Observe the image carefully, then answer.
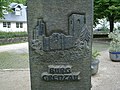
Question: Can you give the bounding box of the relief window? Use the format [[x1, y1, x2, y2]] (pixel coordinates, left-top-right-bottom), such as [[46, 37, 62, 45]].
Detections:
[[77, 19, 80, 24]]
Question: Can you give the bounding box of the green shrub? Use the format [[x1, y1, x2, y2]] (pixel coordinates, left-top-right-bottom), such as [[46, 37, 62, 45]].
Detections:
[[0, 31, 28, 39], [108, 29, 120, 52], [92, 50, 100, 60]]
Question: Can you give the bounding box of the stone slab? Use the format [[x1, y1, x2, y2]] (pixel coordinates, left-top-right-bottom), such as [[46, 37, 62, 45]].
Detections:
[[27, 0, 93, 90]]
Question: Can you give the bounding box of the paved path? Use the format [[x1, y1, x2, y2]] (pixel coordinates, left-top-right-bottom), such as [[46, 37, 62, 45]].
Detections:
[[0, 42, 28, 53], [0, 43, 120, 90], [92, 50, 120, 90], [0, 69, 31, 90]]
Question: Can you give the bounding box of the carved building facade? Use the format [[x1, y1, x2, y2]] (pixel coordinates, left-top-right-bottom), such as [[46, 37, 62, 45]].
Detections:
[[32, 14, 90, 51]]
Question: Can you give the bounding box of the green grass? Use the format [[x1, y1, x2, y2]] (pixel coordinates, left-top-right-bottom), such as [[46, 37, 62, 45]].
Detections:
[[0, 41, 110, 69], [0, 51, 29, 69], [92, 42, 110, 52], [0, 42, 26, 46]]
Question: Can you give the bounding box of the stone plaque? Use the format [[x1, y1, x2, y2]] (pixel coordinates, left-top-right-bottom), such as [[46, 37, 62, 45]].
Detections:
[[27, 0, 93, 90]]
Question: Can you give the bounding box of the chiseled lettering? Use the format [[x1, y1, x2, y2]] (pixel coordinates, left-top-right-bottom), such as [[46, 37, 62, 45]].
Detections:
[[48, 75, 53, 81], [42, 65, 80, 81], [42, 75, 48, 81], [49, 68, 54, 74], [68, 75, 73, 80], [48, 65, 72, 74], [66, 68, 71, 73], [64, 75, 69, 80], [58, 75, 63, 81], [74, 75, 79, 80], [60, 68, 64, 74], [42, 74, 80, 81], [53, 75, 59, 80]]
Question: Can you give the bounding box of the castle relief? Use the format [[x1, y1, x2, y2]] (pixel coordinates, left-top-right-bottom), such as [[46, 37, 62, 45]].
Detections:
[[31, 14, 90, 52]]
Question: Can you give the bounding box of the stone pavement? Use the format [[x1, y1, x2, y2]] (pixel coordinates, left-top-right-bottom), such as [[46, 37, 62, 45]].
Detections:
[[92, 50, 120, 90], [0, 43, 120, 90], [0, 69, 31, 90], [0, 42, 28, 53]]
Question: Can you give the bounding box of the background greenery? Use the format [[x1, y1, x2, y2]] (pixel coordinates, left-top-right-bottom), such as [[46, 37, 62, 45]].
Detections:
[[0, 31, 28, 39], [94, 0, 120, 32], [0, 0, 26, 18]]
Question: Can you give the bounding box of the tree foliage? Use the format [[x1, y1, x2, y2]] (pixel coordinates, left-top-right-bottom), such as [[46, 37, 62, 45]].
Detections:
[[0, 0, 26, 18], [12, 0, 26, 5], [0, 0, 11, 18], [94, 0, 120, 32]]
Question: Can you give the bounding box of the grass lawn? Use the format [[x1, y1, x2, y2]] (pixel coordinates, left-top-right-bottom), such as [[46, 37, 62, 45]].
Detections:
[[92, 42, 110, 52], [0, 51, 29, 69], [0, 41, 110, 69]]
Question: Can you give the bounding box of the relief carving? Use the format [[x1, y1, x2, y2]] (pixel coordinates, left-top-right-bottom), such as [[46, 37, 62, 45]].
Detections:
[[31, 14, 90, 52]]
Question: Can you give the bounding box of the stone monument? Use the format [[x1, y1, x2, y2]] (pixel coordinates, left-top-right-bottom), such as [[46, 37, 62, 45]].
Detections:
[[27, 0, 93, 90]]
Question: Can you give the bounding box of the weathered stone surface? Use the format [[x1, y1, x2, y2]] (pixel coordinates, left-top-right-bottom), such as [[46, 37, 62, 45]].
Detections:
[[27, 0, 93, 90]]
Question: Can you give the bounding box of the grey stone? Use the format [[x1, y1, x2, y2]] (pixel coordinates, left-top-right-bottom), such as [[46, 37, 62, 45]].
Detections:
[[49, 33, 63, 50], [27, 0, 93, 90]]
